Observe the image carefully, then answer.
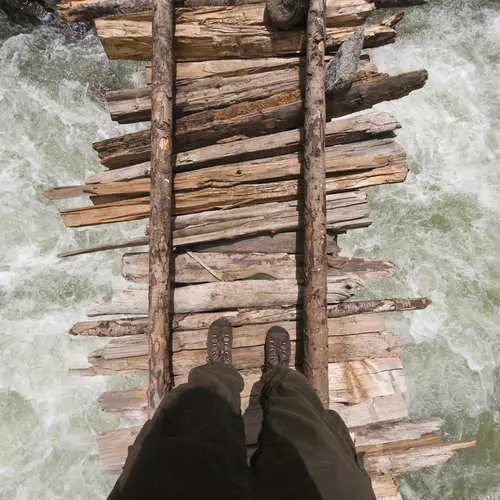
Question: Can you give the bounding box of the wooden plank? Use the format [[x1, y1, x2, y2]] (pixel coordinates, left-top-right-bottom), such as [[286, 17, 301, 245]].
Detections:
[[122, 253, 395, 284], [97, 357, 403, 417], [76, 331, 401, 376], [59, 164, 404, 226], [69, 298, 431, 336], [92, 71, 426, 170], [331, 393, 408, 428], [46, 137, 406, 200], [72, 311, 385, 338], [97, 355, 403, 416], [96, 400, 434, 474], [58, 0, 374, 26], [95, 20, 395, 61], [106, 58, 376, 124], [85, 111, 400, 182], [363, 438, 477, 476], [61, 192, 370, 246], [87, 275, 363, 316]]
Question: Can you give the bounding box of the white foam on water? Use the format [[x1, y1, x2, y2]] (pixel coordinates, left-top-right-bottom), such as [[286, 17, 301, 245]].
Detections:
[[340, 0, 500, 496], [0, 22, 146, 499]]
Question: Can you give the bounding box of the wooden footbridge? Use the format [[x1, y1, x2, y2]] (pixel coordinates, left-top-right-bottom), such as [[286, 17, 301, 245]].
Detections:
[[47, 0, 475, 497]]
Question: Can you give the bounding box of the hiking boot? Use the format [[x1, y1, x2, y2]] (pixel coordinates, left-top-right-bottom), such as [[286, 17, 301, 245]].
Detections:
[[264, 326, 291, 371], [207, 318, 233, 364]]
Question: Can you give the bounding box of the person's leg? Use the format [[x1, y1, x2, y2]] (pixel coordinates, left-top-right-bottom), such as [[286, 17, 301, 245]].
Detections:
[[108, 319, 250, 500], [251, 327, 376, 500]]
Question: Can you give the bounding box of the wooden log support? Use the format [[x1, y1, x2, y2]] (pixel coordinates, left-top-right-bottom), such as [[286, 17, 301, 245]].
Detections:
[[92, 71, 426, 170], [302, 0, 328, 404], [146, 0, 175, 413]]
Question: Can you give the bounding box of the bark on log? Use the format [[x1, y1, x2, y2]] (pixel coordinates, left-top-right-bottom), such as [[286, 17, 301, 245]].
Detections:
[[122, 253, 395, 284], [302, 0, 328, 405], [87, 276, 362, 316], [147, 0, 175, 411], [106, 59, 376, 124], [95, 19, 395, 61], [92, 71, 426, 170]]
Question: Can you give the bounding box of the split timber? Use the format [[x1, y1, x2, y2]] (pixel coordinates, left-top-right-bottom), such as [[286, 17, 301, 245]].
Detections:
[[49, 0, 475, 498]]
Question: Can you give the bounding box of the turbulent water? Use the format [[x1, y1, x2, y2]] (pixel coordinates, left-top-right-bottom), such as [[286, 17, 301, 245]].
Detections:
[[0, 1, 498, 498]]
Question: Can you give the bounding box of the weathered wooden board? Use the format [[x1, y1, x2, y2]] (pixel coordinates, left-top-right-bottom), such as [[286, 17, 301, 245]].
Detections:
[[95, 20, 394, 61], [97, 356, 404, 416], [363, 438, 477, 476], [75, 330, 401, 376], [58, 164, 406, 224], [121, 253, 395, 284], [61, 191, 369, 241], [97, 417, 468, 476], [58, 0, 374, 26], [46, 137, 406, 201], [86, 275, 363, 317], [86, 111, 400, 181], [69, 298, 431, 337], [106, 58, 377, 124], [331, 393, 408, 428], [92, 72, 426, 169]]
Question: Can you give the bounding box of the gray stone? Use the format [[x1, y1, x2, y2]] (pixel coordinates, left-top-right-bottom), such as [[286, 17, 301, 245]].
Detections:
[[325, 26, 364, 96]]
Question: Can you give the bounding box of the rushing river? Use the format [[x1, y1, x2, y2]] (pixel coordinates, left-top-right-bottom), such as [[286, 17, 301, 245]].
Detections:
[[0, 1, 498, 498]]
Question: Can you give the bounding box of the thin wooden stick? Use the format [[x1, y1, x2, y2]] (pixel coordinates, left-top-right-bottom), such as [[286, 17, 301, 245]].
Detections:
[[303, 0, 329, 406], [147, 0, 175, 414]]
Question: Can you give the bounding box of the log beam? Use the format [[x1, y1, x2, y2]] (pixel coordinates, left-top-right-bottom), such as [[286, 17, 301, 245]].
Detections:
[[146, 0, 175, 413], [302, 0, 328, 404]]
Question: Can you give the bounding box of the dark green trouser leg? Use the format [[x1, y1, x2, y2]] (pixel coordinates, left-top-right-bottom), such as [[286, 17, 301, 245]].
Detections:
[[107, 364, 251, 500], [251, 368, 376, 500]]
